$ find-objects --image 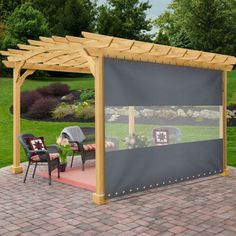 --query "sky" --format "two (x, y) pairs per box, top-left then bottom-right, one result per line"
(97, 0), (172, 33)
(98, 0), (172, 19)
